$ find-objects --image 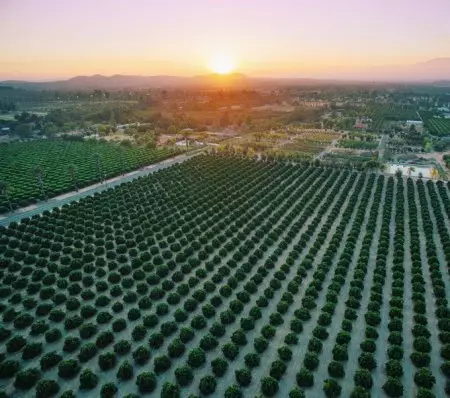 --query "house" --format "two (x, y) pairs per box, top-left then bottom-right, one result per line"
(354, 122), (368, 129)
(405, 120), (423, 126)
